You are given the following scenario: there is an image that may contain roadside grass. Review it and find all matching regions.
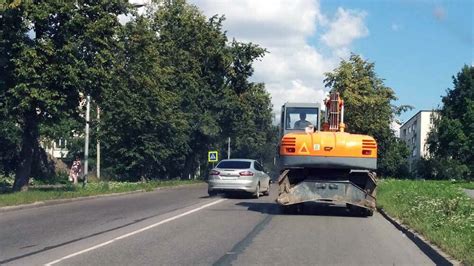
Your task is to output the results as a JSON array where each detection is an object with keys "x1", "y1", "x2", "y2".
[
  {"x1": 377, "y1": 179, "x2": 474, "y2": 265},
  {"x1": 0, "y1": 180, "x2": 203, "y2": 208},
  {"x1": 458, "y1": 181, "x2": 474, "y2": 190}
]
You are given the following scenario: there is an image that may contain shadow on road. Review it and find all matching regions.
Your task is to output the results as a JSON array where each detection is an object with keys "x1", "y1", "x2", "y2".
[
  {"x1": 201, "y1": 192, "x2": 255, "y2": 199},
  {"x1": 236, "y1": 201, "x2": 367, "y2": 218}
]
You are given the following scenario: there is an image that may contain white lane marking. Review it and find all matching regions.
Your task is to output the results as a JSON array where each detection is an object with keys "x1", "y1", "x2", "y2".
[{"x1": 45, "y1": 198, "x2": 226, "y2": 266}]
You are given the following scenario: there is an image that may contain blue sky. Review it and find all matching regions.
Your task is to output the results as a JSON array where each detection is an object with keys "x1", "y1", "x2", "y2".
[
  {"x1": 191, "y1": 0, "x2": 472, "y2": 123},
  {"x1": 321, "y1": 0, "x2": 473, "y2": 122}
]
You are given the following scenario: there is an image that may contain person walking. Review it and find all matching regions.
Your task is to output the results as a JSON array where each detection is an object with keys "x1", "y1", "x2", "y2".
[{"x1": 69, "y1": 156, "x2": 82, "y2": 185}]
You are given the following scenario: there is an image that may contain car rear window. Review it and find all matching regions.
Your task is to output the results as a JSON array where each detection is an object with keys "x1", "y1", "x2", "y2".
[{"x1": 217, "y1": 161, "x2": 251, "y2": 169}]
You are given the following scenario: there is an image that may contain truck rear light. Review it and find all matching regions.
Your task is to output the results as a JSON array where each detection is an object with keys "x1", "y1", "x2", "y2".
[
  {"x1": 239, "y1": 171, "x2": 254, "y2": 176},
  {"x1": 286, "y1": 147, "x2": 295, "y2": 153},
  {"x1": 209, "y1": 170, "x2": 220, "y2": 175},
  {"x1": 362, "y1": 150, "x2": 372, "y2": 155}
]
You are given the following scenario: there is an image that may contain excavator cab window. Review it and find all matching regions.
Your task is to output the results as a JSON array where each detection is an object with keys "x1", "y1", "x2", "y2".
[{"x1": 285, "y1": 107, "x2": 319, "y2": 131}]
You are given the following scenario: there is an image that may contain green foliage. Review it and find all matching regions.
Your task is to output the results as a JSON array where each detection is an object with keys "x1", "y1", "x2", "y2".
[
  {"x1": 0, "y1": 0, "x2": 275, "y2": 184},
  {"x1": 139, "y1": 0, "x2": 273, "y2": 180},
  {"x1": 0, "y1": 112, "x2": 20, "y2": 175},
  {"x1": 426, "y1": 65, "x2": 474, "y2": 180},
  {"x1": 415, "y1": 157, "x2": 470, "y2": 180},
  {"x1": 1, "y1": 1, "x2": 131, "y2": 190},
  {"x1": 377, "y1": 179, "x2": 474, "y2": 265},
  {"x1": 229, "y1": 83, "x2": 277, "y2": 164},
  {"x1": 377, "y1": 133, "x2": 410, "y2": 177},
  {"x1": 324, "y1": 54, "x2": 411, "y2": 177},
  {"x1": 100, "y1": 15, "x2": 188, "y2": 181},
  {"x1": 458, "y1": 181, "x2": 474, "y2": 189}
]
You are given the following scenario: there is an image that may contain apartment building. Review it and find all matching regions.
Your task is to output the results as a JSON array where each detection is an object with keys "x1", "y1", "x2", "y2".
[{"x1": 400, "y1": 110, "x2": 437, "y2": 171}]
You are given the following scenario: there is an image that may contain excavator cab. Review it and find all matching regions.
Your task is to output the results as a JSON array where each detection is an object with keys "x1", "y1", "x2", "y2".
[{"x1": 280, "y1": 103, "x2": 320, "y2": 137}]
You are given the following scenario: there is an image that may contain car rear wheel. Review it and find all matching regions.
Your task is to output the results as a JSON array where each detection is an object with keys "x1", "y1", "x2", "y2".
[
  {"x1": 254, "y1": 183, "x2": 260, "y2": 199},
  {"x1": 208, "y1": 191, "x2": 217, "y2": 197},
  {"x1": 263, "y1": 181, "x2": 270, "y2": 196}
]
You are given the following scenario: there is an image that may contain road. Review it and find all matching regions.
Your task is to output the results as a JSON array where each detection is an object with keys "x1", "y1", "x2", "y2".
[{"x1": 0, "y1": 184, "x2": 436, "y2": 266}]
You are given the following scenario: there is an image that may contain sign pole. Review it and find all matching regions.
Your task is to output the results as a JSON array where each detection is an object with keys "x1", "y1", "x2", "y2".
[
  {"x1": 96, "y1": 106, "x2": 100, "y2": 180},
  {"x1": 83, "y1": 95, "x2": 90, "y2": 186}
]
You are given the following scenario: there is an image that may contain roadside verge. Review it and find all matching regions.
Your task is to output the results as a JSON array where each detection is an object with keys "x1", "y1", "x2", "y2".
[
  {"x1": 377, "y1": 179, "x2": 473, "y2": 265},
  {"x1": 0, "y1": 181, "x2": 204, "y2": 213},
  {"x1": 377, "y1": 207, "x2": 460, "y2": 266}
]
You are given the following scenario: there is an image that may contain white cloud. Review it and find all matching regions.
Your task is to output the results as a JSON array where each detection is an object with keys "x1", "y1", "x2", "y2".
[
  {"x1": 190, "y1": 1, "x2": 369, "y2": 114},
  {"x1": 321, "y1": 7, "x2": 368, "y2": 57}
]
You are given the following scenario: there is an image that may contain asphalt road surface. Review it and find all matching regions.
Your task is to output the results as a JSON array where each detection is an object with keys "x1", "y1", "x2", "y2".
[{"x1": 1, "y1": 184, "x2": 436, "y2": 265}]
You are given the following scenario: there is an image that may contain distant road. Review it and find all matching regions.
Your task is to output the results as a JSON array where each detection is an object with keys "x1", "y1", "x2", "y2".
[{"x1": 0, "y1": 184, "x2": 435, "y2": 265}]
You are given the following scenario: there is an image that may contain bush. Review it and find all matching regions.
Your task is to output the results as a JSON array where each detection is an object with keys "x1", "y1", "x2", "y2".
[{"x1": 415, "y1": 157, "x2": 470, "y2": 180}]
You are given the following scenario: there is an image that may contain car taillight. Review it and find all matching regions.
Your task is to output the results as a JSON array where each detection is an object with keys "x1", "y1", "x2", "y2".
[
  {"x1": 239, "y1": 171, "x2": 254, "y2": 176},
  {"x1": 210, "y1": 170, "x2": 220, "y2": 175},
  {"x1": 362, "y1": 150, "x2": 372, "y2": 155}
]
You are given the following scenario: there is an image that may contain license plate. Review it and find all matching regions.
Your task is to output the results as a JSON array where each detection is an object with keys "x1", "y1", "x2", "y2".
[{"x1": 222, "y1": 176, "x2": 237, "y2": 180}]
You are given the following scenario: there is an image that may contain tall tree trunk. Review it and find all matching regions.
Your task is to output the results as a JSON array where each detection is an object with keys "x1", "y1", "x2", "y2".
[
  {"x1": 182, "y1": 154, "x2": 198, "y2": 180},
  {"x1": 13, "y1": 114, "x2": 39, "y2": 192}
]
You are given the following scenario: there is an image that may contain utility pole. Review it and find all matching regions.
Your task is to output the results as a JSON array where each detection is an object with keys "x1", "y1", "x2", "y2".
[
  {"x1": 96, "y1": 106, "x2": 101, "y2": 180},
  {"x1": 84, "y1": 95, "x2": 90, "y2": 185},
  {"x1": 227, "y1": 137, "x2": 231, "y2": 159}
]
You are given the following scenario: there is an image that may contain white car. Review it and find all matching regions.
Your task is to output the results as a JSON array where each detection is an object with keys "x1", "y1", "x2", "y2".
[{"x1": 207, "y1": 159, "x2": 271, "y2": 198}]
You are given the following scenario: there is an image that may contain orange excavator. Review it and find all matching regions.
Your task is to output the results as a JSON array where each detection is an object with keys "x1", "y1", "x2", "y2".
[{"x1": 276, "y1": 92, "x2": 377, "y2": 216}]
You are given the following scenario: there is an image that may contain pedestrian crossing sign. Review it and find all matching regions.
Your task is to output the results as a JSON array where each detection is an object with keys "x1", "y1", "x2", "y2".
[{"x1": 208, "y1": 151, "x2": 218, "y2": 162}]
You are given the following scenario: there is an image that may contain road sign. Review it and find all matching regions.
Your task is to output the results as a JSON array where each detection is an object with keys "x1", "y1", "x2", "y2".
[{"x1": 208, "y1": 151, "x2": 218, "y2": 162}]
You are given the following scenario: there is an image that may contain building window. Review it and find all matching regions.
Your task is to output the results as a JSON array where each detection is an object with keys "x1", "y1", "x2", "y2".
[
  {"x1": 412, "y1": 148, "x2": 417, "y2": 157},
  {"x1": 403, "y1": 129, "x2": 406, "y2": 137}
]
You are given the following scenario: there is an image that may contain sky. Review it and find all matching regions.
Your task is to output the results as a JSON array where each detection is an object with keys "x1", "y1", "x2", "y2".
[{"x1": 186, "y1": 0, "x2": 473, "y2": 123}]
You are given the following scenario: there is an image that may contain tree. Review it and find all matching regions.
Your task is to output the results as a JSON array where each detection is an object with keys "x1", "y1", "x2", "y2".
[
  {"x1": 0, "y1": 110, "x2": 20, "y2": 175},
  {"x1": 1, "y1": 0, "x2": 275, "y2": 184},
  {"x1": 324, "y1": 54, "x2": 411, "y2": 177},
  {"x1": 151, "y1": 0, "x2": 270, "y2": 179},
  {"x1": 99, "y1": 16, "x2": 188, "y2": 181},
  {"x1": 426, "y1": 65, "x2": 474, "y2": 180},
  {"x1": 0, "y1": 1, "x2": 130, "y2": 191}
]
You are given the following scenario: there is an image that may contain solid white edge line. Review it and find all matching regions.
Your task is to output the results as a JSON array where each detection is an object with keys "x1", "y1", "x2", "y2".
[{"x1": 44, "y1": 198, "x2": 226, "y2": 266}]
